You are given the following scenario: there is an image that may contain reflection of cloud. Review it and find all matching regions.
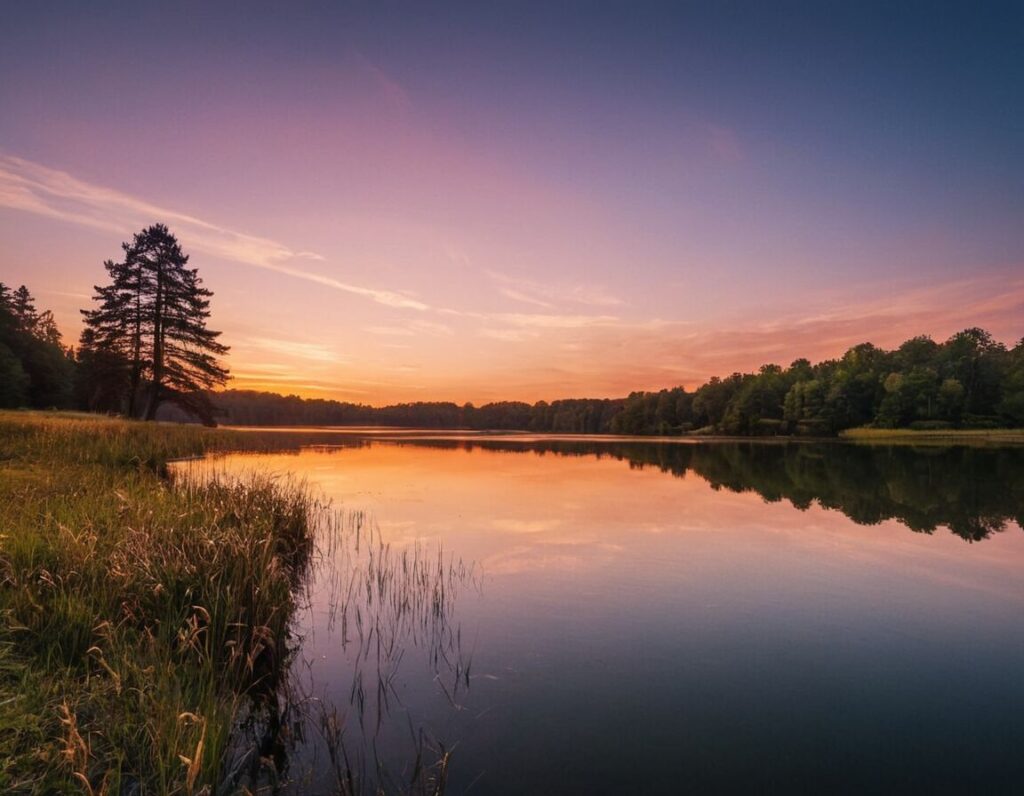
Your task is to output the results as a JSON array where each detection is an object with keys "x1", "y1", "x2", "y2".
[
  {"x1": 0, "y1": 153, "x2": 428, "y2": 311},
  {"x1": 491, "y1": 519, "x2": 563, "y2": 534},
  {"x1": 481, "y1": 541, "x2": 620, "y2": 576}
]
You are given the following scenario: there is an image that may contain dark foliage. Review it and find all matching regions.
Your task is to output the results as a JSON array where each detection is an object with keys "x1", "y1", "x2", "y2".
[
  {"x1": 197, "y1": 327, "x2": 1024, "y2": 435},
  {"x1": 378, "y1": 437, "x2": 1024, "y2": 542},
  {"x1": 79, "y1": 224, "x2": 229, "y2": 423},
  {"x1": 4, "y1": 260, "x2": 1022, "y2": 437},
  {"x1": 0, "y1": 282, "x2": 75, "y2": 409}
]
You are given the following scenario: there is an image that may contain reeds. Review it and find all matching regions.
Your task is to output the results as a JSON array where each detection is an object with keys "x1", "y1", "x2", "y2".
[
  {"x1": 1, "y1": 411, "x2": 479, "y2": 794},
  {"x1": 181, "y1": 460, "x2": 479, "y2": 795},
  {"x1": 0, "y1": 411, "x2": 316, "y2": 793}
]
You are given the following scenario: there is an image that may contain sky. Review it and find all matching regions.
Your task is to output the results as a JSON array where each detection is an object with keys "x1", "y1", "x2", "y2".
[{"x1": 1, "y1": 1, "x2": 1022, "y2": 404}]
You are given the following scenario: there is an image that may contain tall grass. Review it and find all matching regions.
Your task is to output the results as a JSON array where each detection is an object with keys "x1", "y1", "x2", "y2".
[
  {"x1": 175, "y1": 461, "x2": 478, "y2": 795},
  {"x1": 0, "y1": 411, "x2": 315, "y2": 793},
  {"x1": 840, "y1": 426, "x2": 1024, "y2": 445},
  {"x1": 302, "y1": 509, "x2": 475, "y2": 795}
]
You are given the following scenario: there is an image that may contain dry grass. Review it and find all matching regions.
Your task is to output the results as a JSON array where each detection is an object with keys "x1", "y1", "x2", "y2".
[
  {"x1": 840, "y1": 426, "x2": 1024, "y2": 445},
  {"x1": 0, "y1": 411, "x2": 315, "y2": 793}
]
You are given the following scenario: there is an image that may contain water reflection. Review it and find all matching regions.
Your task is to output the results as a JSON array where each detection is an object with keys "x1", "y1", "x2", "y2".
[
  {"x1": 173, "y1": 484, "x2": 479, "y2": 794},
  {"x1": 181, "y1": 436, "x2": 1024, "y2": 793},
  {"x1": 438, "y1": 438, "x2": 1024, "y2": 541},
  {"x1": 223, "y1": 435, "x2": 1024, "y2": 541}
]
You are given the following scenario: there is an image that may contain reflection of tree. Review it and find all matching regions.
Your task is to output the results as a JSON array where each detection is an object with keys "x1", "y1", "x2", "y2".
[
  {"x1": 201, "y1": 435, "x2": 1024, "y2": 541},
  {"x1": 382, "y1": 439, "x2": 1024, "y2": 543}
]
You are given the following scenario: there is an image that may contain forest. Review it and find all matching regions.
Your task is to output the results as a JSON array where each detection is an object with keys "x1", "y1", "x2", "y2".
[
  {"x1": 2, "y1": 225, "x2": 229, "y2": 424},
  {"x1": 173, "y1": 327, "x2": 1024, "y2": 435},
  {"x1": 3, "y1": 225, "x2": 1023, "y2": 437}
]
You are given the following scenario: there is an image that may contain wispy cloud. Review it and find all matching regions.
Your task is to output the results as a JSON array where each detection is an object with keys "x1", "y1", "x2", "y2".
[
  {"x1": 499, "y1": 287, "x2": 555, "y2": 309},
  {"x1": 0, "y1": 153, "x2": 428, "y2": 311},
  {"x1": 481, "y1": 328, "x2": 540, "y2": 342},
  {"x1": 493, "y1": 312, "x2": 619, "y2": 329},
  {"x1": 244, "y1": 336, "x2": 343, "y2": 363},
  {"x1": 486, "y1": 269, "x2": 623, "y2": 309},
  {"x1": 537, "y1": 274, "x2": 1024, "y2": 391},
  {"x1": 39, "y1": 289, "x2": 92, "y2": 301},
  {"x1": 351, "y1": 52, "x2": 412, "y2": 113},
  {"x1": 364, "y1": 319, "x2": 453, "y2": 337}
]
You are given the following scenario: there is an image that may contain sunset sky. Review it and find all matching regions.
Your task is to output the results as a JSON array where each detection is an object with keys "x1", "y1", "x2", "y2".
[{"x1": 2, "y1": 1, "x2": 1022, "y2": 404}]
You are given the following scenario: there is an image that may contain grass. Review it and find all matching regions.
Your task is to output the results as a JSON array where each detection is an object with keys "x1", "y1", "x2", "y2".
[
  {"x1": 840, "y1": 427, "x2": 1024, "y2": 445},
  {"x1": 0, "y1": 411, "x2": 316, "y2": 793}
]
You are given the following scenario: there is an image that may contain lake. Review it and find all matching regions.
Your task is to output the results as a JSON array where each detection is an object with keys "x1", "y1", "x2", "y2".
[{"x1": 174, "y1": 433, "x2": 1024, "y2": 794}]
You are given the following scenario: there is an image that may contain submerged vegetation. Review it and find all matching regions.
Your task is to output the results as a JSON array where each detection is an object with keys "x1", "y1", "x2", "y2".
[
  {"x1": 0, "y1": 412, "x2": 313, "y2": 792},
  {"x1": 235, "y1": 505, "x2": 475, "y2": 794}
]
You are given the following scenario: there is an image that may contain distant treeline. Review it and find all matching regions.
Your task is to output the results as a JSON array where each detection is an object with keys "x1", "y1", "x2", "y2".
[
  {"x1": 204, "y1": 327, "x2": 1024, "y2": 435},
  {"x1": 4, "y1": 279, "x2": 1023, "y2": 435}
]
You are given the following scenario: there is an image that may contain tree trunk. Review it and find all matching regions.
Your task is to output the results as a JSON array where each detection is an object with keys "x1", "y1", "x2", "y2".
[
  {"x1": 127, "y1": 269, "x2": 143, "y2": 418},
  {"x1": 144, "y1": 261, "x2": 164, "y2": 421}
]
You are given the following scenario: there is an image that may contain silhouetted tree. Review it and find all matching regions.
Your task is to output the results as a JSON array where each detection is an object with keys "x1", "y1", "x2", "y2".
[{"x1": 80, "y1": 224, "x2": 229, "y2": 423}]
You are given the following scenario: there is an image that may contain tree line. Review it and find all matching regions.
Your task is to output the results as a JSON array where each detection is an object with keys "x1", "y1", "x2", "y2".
[
  {"x1": 2, "y1": 224, "x2": 229, "y2": 423},
  {"x1": 0, "y1": 283, "x2": 76, "y2": 409},
  {"x1": 206, "y1": 326, "x2": 1024, "y2": 435},
  {"x1": 3, "y1": 222, "x2": 1023, "y2": 434}
]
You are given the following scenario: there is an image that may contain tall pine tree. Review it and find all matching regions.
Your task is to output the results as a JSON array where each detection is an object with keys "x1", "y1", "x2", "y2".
[{"x1": 80, "y1": 224, "x2": 229, "y2": 423}]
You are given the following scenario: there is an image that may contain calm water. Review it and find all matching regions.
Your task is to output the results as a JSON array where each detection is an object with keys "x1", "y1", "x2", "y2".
[{"x1": 177, "y1": 435, "x2": 1024, "y2": 794}]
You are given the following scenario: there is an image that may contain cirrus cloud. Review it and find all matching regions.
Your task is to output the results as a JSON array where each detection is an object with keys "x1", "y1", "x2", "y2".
[{"x1": 0, "y1": 152, "x2": 428, "y2": 311}]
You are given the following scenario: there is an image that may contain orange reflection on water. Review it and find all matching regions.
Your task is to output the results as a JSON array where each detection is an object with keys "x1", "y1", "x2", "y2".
[{"x1": 195, "y1": 441, "x2": 1024, "y2": 609}]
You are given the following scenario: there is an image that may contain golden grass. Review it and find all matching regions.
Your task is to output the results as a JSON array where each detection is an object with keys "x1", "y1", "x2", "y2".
[
  {"x1": 0, "y1": 410, "x2": 315, "y2": 793},
  {"x1": 840, "y1": 427, "x2": 1024, "y2": 445}
]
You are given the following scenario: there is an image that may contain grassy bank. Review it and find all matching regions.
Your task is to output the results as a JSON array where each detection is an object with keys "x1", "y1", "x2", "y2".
[
  {"x1": 0, "y1": 411, "x2": 315, "y2": 793},
  {"x1": 840, "y1": 427, "x2": 1024, "y2": 445}
]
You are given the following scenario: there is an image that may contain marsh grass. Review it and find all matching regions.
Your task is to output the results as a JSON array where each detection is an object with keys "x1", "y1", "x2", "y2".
[
  {"x1": 840, "y1": 426, "x2": 1024, "y2": 445},
  {"x1": 0, "y1": 411, "x2": 315, "y2": 793},
  {"x1": 305, "y1": 509, "x2": 475, "y2": 795},
  {"x1": 178, "y1": 461, "x2": 479, "y2": 795}
]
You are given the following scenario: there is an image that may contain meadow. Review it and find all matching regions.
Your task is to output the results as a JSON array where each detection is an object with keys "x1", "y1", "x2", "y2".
[{"x1": 0, "y1": 411, "x2": 315, "y2": 793}]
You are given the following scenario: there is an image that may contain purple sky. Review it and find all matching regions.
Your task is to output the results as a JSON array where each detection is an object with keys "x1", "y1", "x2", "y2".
[{"x1": 2, "y1": 1, "x2": 1022, "y2": 402}]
